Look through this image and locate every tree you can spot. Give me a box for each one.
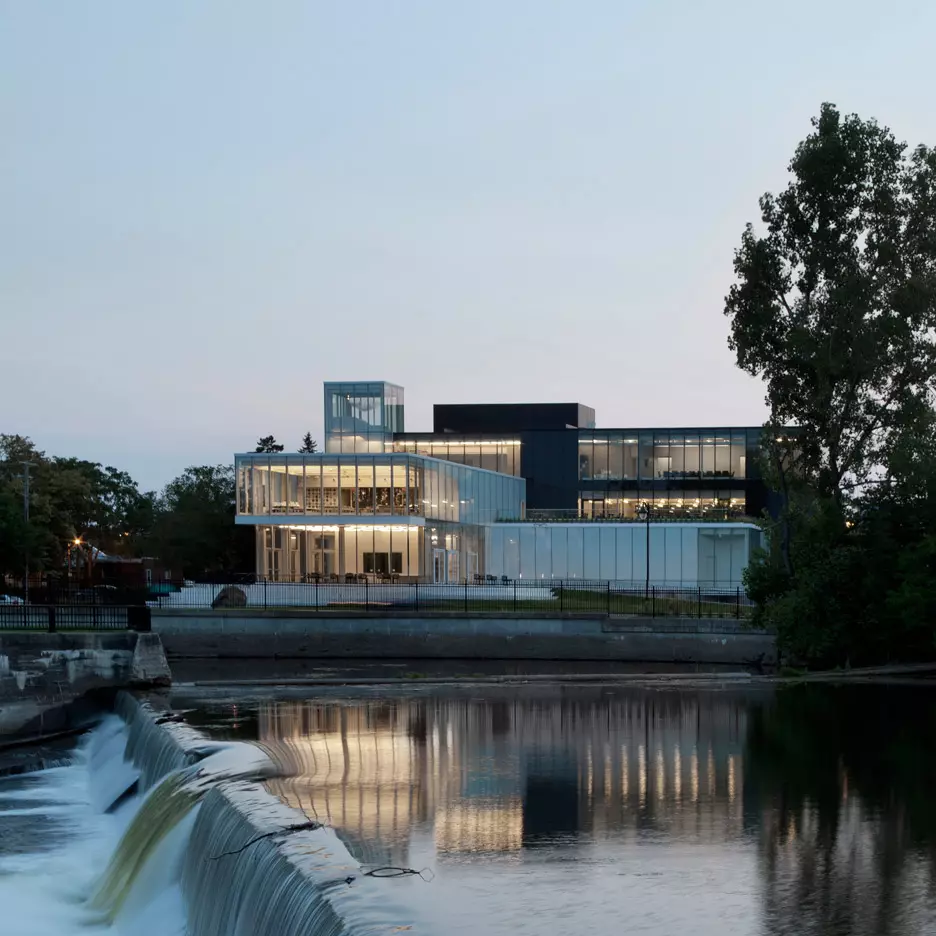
[255,435,284,453]
[148,465,252,577]
[725,104,936,664]
[298,433,318,454]
[726,103,936,508]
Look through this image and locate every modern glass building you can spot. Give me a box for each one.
[235,380,770,584]
[236,451,525,582]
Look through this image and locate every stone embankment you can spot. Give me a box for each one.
[0,632,171,741]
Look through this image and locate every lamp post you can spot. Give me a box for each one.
[637,502,651,597]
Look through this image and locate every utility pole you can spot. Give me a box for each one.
[21,462,34,605]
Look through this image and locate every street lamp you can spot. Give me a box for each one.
[636,502,651,597]
[67,538,82,593]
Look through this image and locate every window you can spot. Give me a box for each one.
[362,552,403,575]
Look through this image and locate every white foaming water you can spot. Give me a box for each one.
[0,716,188,936]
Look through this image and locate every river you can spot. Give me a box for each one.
[2,677,935,934]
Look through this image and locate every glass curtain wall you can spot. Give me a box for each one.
[579,433,747,481]
[485,523,754,586]
[237,455,525,524]
[324,382,404,453]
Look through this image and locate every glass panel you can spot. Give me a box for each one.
[305,462,322,513]
[731,434,746,479]
[519,527,536,580]
[653,433,670,479]
[409,462,421,515]
[583,528,600,580]
[535,526,551,580]
[615,527,634,582]
[551,527,568,580]
[591,434,609,480]
[322,462,339,515]
[463,445,481,469]
[714,435,731,477]
[638,432,654,480]
[683,434,701,478]
[286,458,303,514]
[504,527,520,580]
[599,527,616,580]
[668,434,685,478]
[701,433,717,478]
[607,437,624,480]
[236,460,250,514]
[374,461,391,515]
[270,460,287,514]
[622,438,638,479]
[578,438,592,480]
[566,527,584,579]
[480,444,499,472]
[339,462,358,515]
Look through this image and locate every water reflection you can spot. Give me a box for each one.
[183,683,936,934]
[257,688,753,865]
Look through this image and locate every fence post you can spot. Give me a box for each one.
[414,580,419,612]
[315,576,319,612]
[736,587,740,620]
[365,577,369,613]
[607,581,611,616]
[263,578,268,610]
[651,585,656,619]
[513,579,517,613]
[698,586,702,619]
[464,580,468,613]
[48,605,56,633]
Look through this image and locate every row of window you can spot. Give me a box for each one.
[578,432,756,482]
[237,455,525,524]
[580,491,747,520]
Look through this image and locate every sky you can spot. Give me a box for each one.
[2,1,935,492]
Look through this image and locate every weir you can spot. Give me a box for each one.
[83,692,429,935]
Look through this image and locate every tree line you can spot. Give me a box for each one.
[0,432,317,582]
[727,103,936,667]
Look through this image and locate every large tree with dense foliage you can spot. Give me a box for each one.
[725,104,936,664]
[147,465,253,578]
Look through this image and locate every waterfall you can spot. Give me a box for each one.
[72,693,431,935]
[88,766,202,924]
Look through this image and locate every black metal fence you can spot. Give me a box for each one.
[0,604,151,632]
[137,580,753,619]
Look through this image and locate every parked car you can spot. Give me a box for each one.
[0,594,24,605]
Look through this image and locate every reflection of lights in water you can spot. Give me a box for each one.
[435,798,524,853]
[673,745,682,802]
[655,748,665,802]
[621,745,629,799]
[691,750,699,803]
[587,747,594,802]
[708,748,716,796]
[728,755,736,804]
[638,744,647,806]
[604,743,612,806]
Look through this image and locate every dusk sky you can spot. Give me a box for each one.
[3,1,934,491]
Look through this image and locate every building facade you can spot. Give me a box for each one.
[235,380,769,585]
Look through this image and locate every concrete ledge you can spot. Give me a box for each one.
[152,611,775,665]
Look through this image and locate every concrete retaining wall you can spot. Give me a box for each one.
[153,610,776,666]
